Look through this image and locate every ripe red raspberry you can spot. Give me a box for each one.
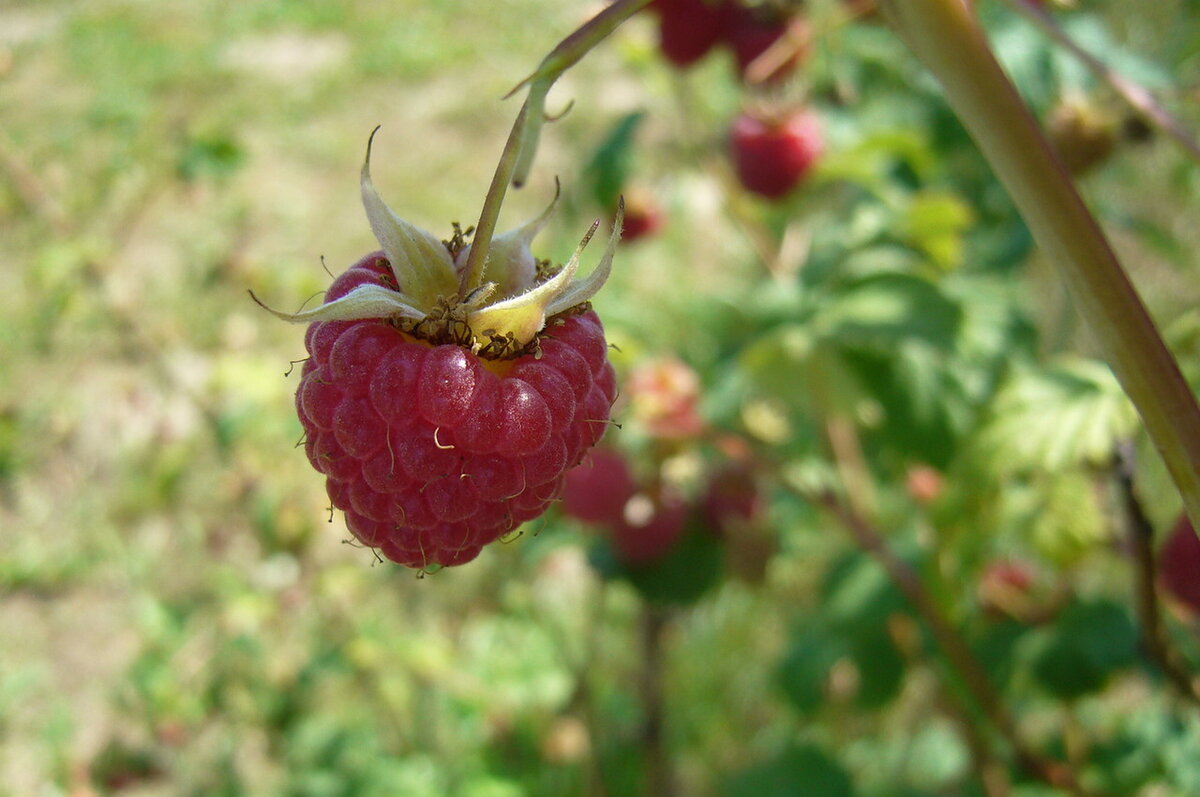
[297,261,616,569]
[263,131,623,570]
[700,459,774,583]
[616,192,665,244]
[730,108,823,199]
[652,0,734,68]
[1159,515,1200,617]
[725,7,807,84]
[611,490,689,565]
[562,448,638,526]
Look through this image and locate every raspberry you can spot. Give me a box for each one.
[615,192,665,244]
[730,108,824,199]
[611,490,689,565]
[1047,97,1117,176]
[627,356,705,440]
[261,131,624,570]
[978,559,1038,620]
[1159,516,1200,617]
[905,464,945,505]
[298,273,616,569]
[652,0,734,68]
[700,460,763,534]
[561,447,692,565]
[725,7,806,84]
[562,448,638,526]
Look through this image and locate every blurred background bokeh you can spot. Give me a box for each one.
[3,0,1200,795]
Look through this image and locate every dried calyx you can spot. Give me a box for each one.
[259,129,623,359]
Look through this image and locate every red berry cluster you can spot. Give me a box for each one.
[563,449,689,565]
[298,252,617,570]
[562,446,768,574]
[644,1,825,199]
[650,0,807,84]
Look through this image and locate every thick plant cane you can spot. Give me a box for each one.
[880,0,1200,538]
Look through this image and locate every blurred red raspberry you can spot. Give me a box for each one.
[730,108,823,199]
[611,490,690,564]
[905,464,945,505]
[726,6,807,83]
[618,192,665,243]
[562,448,638,526]
[652,0,734,68]
[1160,515,1200,617]
[628,357,706,440]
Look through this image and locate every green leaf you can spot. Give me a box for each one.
[178,131,244,181]
[973,358,1138,475]
[904,721,971,791]
[778,623,846,715]
[821,552,912,633]
[1030,599,1137,700]
[739,325,862,420]
[588,527,724,607]
[725,744,855,797]
[459,617,573,712]
[850,627,906,709]
[985,9,1057,111]
[814,273,962,353]
[585,111,644,208]
[817,129,937,192]
[1028,471,1108,566]
[969,619,1029,693]
[897,190,974,271]
[1057,16,1173,92]
[801,554,916,711]
[843,344,962,468]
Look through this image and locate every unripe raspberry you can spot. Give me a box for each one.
[978,559,1038,620]
[905,464,945,505]
[627,356,705,440]
[1047,97,1117,175]
[701,461,763,534]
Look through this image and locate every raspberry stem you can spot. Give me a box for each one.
[459,98,531,300]
[460,0,653,298]
[880,0,1200,540]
